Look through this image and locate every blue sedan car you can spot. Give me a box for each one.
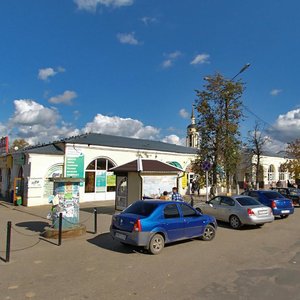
[242,190,294,218]
[110,200,217,254]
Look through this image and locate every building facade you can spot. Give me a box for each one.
[0,133,197,206]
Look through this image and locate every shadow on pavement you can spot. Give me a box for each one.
[80,206,115,216]
[216,220,267,231]
[15,221,50,233]
[87,232,147,254]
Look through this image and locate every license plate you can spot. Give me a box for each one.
[258,210,267,215]
[115,232,126,240]
[281,210,289,214]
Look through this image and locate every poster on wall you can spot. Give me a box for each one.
[143,176,177,198]
[43,165,63,198]
[107,172,116,186]
[115,176,128,210]
[65,147,84,178]
[96,171,106,192]
[181,172,188,189]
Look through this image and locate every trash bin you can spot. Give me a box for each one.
[16,196,22,206]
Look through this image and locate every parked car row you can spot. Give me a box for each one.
[242,190,295,218]
[110,190,295,255]
[270,187,300,206]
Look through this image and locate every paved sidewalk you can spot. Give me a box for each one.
[0,199,116,256]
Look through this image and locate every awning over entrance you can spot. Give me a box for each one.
[167,161,183,170]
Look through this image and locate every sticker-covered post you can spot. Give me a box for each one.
[201,161,212,202]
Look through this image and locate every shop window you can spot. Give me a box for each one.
[84,158,116,193]
[85,172,95,193]
[86,161,95,170]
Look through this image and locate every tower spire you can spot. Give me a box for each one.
[186,104,199,148]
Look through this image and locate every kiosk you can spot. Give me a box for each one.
[45,177,86,238]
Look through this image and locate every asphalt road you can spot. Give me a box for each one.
[1,202,300,300]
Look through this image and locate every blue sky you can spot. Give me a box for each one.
[0,0,299,151]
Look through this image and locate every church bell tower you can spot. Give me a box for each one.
[186,105,199,148]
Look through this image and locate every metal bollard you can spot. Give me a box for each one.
[94,207,98,234]
[190,196,194,207]
[6,221,12,263]
[58,213,62,246]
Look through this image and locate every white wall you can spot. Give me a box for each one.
[26,154,64,206]
[23,143,196,206]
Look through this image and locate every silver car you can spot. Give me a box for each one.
[194,195,274,229]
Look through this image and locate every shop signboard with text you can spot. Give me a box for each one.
[65,147,84,178]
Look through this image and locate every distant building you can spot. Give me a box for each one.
[185,108,292,188]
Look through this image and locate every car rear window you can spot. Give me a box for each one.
[123,201,158,216]
[262,191,284,199]
[236,196,260,206]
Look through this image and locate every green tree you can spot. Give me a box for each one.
[283,139,300,183]
[194,73,245,192]
[9,138,30,152]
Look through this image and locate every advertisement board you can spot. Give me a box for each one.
[65,147,84,178]
[143,175,177,198]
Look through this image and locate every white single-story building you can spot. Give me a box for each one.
[0,133,197,206]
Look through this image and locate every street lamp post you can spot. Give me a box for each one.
[229,63,251,194]
[231,63,251,81]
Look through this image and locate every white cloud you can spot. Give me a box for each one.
[179,108,189,119]
[83,114,160,139]
[0,122,7,136]
[38,68,57,81]
[266,108,300,144]
[9,99,59,126]
[74,0,134,11]
[190,53,210,65]
[48,90,78,105]
[117,32,139,45]
[162,51,182,69]
[270,89,282,96]
[162,59,172,68]
[38,67,65,81]
[140,16,157,25]
[7,99,80,145]
[162,134,185,146]
[5,100,188,148]
[73,110,81,120]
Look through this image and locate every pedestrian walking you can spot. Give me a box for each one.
[171,187,183,201]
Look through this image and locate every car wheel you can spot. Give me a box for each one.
[201,224,216,241]
[229,215,241,229]
[149,234,164,255]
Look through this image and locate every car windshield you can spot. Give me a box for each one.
[262,191,284,199]
[123,201,158,216]
[236,196,260,206]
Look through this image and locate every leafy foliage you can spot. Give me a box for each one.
[193,73,245,191]
[283,139,300,181]
[9,139,30,152]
